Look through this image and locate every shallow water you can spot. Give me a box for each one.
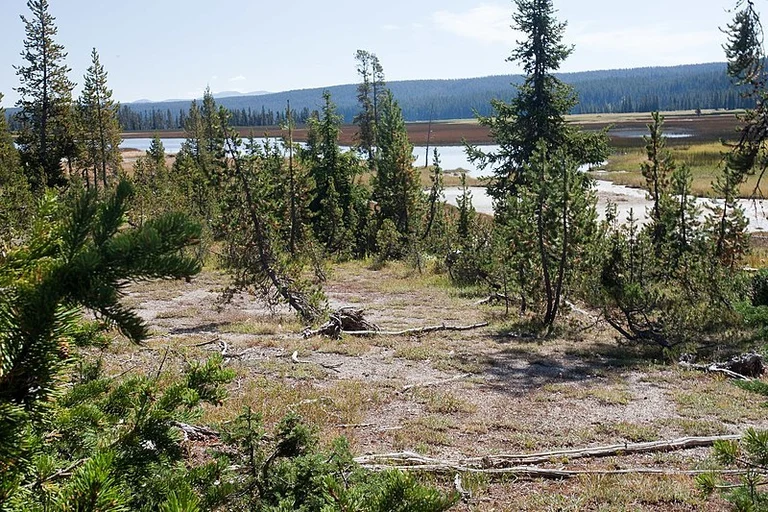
[443,182,768,232]
[120,138,768,231]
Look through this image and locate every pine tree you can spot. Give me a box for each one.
[641,112,676,250]
[131,135,178,225]
[707,0,767,268]
[353,50,386,167]
[172,88,226,230]
[467,0,606,206]
[0,93,34,245]
[0,181,202,473]
[374,91,420,244]
[218,112,326,321]
[422,148,445,243]
[77,48,122,189]
[14,0,76,189]
[456,172,475,240]
[301,92,358,255]
[467,0,606,330]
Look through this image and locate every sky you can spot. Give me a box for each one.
[0,0,760,107]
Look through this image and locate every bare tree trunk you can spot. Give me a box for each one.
[287,100,297,256]
[548,158,569,330]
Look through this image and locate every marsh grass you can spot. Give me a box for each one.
[598,141,768,198]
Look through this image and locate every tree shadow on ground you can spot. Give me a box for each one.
[462,327,668,394]
[169,322,230,335]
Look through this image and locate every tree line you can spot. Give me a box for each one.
[3,62,755,133]
[22,61,747,133]
[114,103,314,132]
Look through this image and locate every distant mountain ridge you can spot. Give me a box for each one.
[129,90,270,104]
[4,62,754,131]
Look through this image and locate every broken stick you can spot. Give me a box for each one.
[355,434,742,470]
[346,322,489,337]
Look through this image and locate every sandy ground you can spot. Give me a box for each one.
[100,258,768,510]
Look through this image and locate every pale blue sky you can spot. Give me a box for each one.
[0,0,759,107]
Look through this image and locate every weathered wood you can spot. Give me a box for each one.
[345,322,489,337]
[355,435,742,471]
[359,464,750,479]
[173,421,220,441]
[303,307,380,338]
[474,293,511,306]
[680,361,752,381]
[679,353,764,380]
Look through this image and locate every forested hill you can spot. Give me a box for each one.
[6,62,752,131]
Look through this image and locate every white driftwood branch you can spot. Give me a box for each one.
[359,464,750,479]
[345,322,489,337]
[355,435,742,474]
[679,361,752,381]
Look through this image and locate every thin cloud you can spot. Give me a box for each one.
[569,25,723,65]
[433,5,722,67]
[382,24,400,31]
[432,4,518,45]
[229,75,246,82]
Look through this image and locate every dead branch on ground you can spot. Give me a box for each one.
[303,307,380,338]
[474,293,512,306]
[679,352,764,380]
[355,434,742,476]
[173,421,220,442]
[346,322,489,337]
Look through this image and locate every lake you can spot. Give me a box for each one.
[120,138,497,177]
[120,138,768,231]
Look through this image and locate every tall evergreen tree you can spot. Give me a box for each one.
[467,0,605,205]
[172,88,226,229]
[302,92,359,255]
[353,50,386,167]
[77,48,122,189]
[641,112,676,250]
[131,135,177,225]
[373,91,420,243]
[14,0,75,189]
[0,93,34,245]
[422,148,445,242]
[468,0,606,330]
[706,0,764,268]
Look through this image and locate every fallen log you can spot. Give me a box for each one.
[345,322,489,337]
[358,464,750,479]
[355,435,741,470]
[679,352,764,381]
[474,293,512,306]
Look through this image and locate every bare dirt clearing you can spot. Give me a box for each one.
[108,261,765,510]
